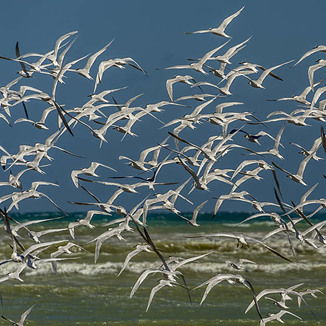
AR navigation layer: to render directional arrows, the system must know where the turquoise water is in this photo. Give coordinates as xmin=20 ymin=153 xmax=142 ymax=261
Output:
xmin=0 ymin=211 xmax=325 ymax=325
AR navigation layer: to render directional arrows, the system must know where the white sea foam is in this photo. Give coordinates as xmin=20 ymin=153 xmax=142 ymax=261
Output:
xmin=17 ymin=257 xmax=326 ymax=278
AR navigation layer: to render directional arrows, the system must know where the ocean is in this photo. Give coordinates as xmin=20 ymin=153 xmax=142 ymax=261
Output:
xmin=0 ymin=211 xmax=325 ymax=326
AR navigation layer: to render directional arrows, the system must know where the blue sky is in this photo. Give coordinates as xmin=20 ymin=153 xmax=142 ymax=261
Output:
xmin=1 ymin=1 xmax=326 ymax=213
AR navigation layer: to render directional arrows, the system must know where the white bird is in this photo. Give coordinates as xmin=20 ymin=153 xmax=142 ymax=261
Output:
xmin=75 ymin=39 xmax=114 ymax=79
xmin=247 ymin=60 xmax=293 ymax=89
xmin=165 ymin=42 xmax=230 ymax=76
xmin=184 ymin=200 xmax=208 ymax=226
xmin=0 ymin=168 xmax=32 ymax=189
xmin=130 ymin=268 xmax=172 ymax=299
xmin=94 ymin=57 xmax=146 ymax=92
xmin=1 ymin=304 xmax=35 ymax=326
xmin=290 ymin=136 xmax=323 ymax=161
xmin=294 ymin=44 xmax=326 ymax=66
xmin=87 ymin=86 xmax=127 ymax=105
xmin=48 ymin=31 xmax=78 ymax=67
xmin=48 ymin=242 xmax=86 ymax=274
xmin=297 ymin=289 xmax=323 ymax=308
xmin=146 ymin=279 xmax=175 ymax=311
xmin=272 ymin=151 xmax=315 ymax=186
xmin=226 ymin=258 xmax=257 ymax=270
xmin=217 ymin=70 xmax=252 ymax=95
xmin=28 ymin=227 xmax=68 ymax=244
xmin=88 ymin=222 xmax=132 ymax=263
xmin=0 ymin=262 xmax=27 ymax=283
xmin=9 ymin=215 xmax=64 ymax=239
xmin=204 ymin=62 xmax=228 ymax=80
xmin=1 ymin=181 xmax=63 ymax=213
xmin=68 ymin=210 xmax=110 ymax=239
xmin=252 ymin=122 xmax=286 ymax=160
xmin=267 ymin=80 xmax=322 ymax=105
xmin=231 ymin=159 xmax=272 ymax=180
xmin=194 ymin=273 xmax=258 ymax=309
xmin=215 ymin=101 xmax=243 ymax=113
xmin=166 ymin=75 xmax=198 ymax=101
xmin=174 ymin=93 xmax=218 ymax=102
xmin=117 ymin=244 xmax=152 ymax=276
xmin=131 ymin=252 xmax=210 ymax=306
xmin=308 ymin=59 xmax=326 ymax=90
xmin=310 ymin=84 xmax=326 ymax=109
xmin=119 ymin=142 xmax=168 ymax=171
xmin=198 ymin=232 xmax=291 ymax=262
xmin=245 ymin=283 xmax=304 ymax=313
xmin=185 ymin=7 xmax=244 ymax=38
xmin=71 ymin=161 xmax=117 ymax=188
xmin=177 ymin=156 xmax=208 ymax=191
xmin=237 ymin=211 xmax=285 ymax=227
xmin=14 ymin=117 xmax=49 ymax=130
xmin=260 ymin=310 xmax=302 ymax=326
xmin=208 ymin=37 xmax=251 ymax=64
xmin=213 ymin=190 xmax=250 ymax=216
xmin=232 ymin=61 xmax=284 ymax=81
xmin=142 ymin=179 xmax=192 ymax=224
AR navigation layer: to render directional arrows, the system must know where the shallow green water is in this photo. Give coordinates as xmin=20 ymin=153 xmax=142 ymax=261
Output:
xmin=0 ymin=212 xmax=325 ymax=325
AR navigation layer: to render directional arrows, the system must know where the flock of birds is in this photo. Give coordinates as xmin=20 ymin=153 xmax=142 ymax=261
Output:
xmin=0 ymin=6 xmax=325 ymax=325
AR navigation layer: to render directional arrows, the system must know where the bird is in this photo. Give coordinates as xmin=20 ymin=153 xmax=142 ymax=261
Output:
xmin=0 ymin=168 xmax=33 ymax=189
xmin=308 ymin=59 xmax=326 ymax=90
xmin=88 ymin=221 xmax=133 ymax=263
xmin=237 ymin=211 xmax=285 ymax=227
xmin=212 ymin=190 xmax=250 ymax=216
xmin=183 ymin=200 xmax=208 ymax=226
xmin=194 ymin=272 xmax=262 ymax=319
xmin=50 ymin=242 xmax=86 ymax=274
xmin=28 ymin=227 xmax=68 ymax=244
xmin=251 ymin=122 xmax=286 ymax=160
xmin=246 ymin=60 xmax=293 ymax=89
xmin=294 ymin=44 xmax=326 ymax=66
xmin=71 ymin=161 xmax=117 ymax=188
xmin=68 ymin=210 xmax=110 ymax=239
xmin=185 ymin=6 xmax=245 ymax=38
xmin=230 ymin=128 xmax=277 ymax=146
xmin=164 ymin=42 xmax=230 ymax=76
xmin=272 ymin=151 xmax=315 ymax=186
xmin=0 ymin=262 xmax=27 ymax=283
xmin=46 ymin=31 xmax=78 ymax=67
xmin=166 ymin=75 xmax=199 ymax=101
xmin=177 ymin=156 xmax=209 ymax=191
xmin=86 ymin=86 xmax=127 ymax=105
xmin=15 ymin=42 xmax=33 ymax=78
xmin=267 ymin=80 xmax=322 ymax=105
xmin=94 ymin=56 xmax=147 ymax=92
xmin=217 ymin=70 xmax=253 ymax=95
xmin=225 ymin=258 xmax=257 ymax=270
xmin=260 ymin=310 xmax=302 ymax=326
xmin=194 ymin=232 xmax=291 ymax=262
xmin=117 ymin=244 xmax=152 ymax=276
xmin=231 ymin=159 xmax=272 ymax=180
xmin=9 ymin=215 xmax=64 ymax=239
xmin=289 ymin=136 xmax=323 ymax=161
xmin=1 ymin=181 xmax=64 ymax=213
xmin=75 ymin=39 xmax=114 ymax=79
xmin=245 ymin=283 xmax=305 ymax=314
xmin=119 ymin=142 xmax=169 ymax=171
xmin=146 ymin=279 xmax=175 ymax=312
xmin=310 ymin=84 xmax=326 ymax=109
xmin=1 ymin=304 xmax=35 ymax=326
xmin=233 ymin=61 xmax=284 ymax=81
xmin=142 ymin=179 xmax=192 ymax=224
xmin=207 ymin=37 xmax=251 ymax=64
